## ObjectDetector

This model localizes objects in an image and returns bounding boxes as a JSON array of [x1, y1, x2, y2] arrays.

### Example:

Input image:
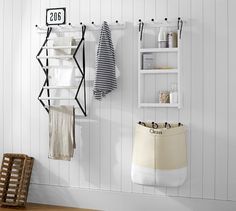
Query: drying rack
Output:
[[36, 24, 87, 116]]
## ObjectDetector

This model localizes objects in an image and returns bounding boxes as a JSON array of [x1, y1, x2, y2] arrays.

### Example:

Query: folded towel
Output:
[[93, 21, 117, 100], [49, 106, 75, 161], [53, 36, 76, 55], [51, 67, 75, 86]]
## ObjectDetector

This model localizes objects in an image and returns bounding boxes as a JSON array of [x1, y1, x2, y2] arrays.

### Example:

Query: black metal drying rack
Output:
[[36, 25, 87, 116]]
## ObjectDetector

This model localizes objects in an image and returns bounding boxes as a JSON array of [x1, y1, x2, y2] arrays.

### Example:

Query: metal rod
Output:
[[43, 86, 78, 89], [37, 55, 73, 59], [39, 97, 75, 100], [44, 105, 81, 109], [73, 36, 84, 76], [42, 46, 77, 49], [42, 65, 78, 69], [45, 29, 50, 107], [83, 39, 87, 115]]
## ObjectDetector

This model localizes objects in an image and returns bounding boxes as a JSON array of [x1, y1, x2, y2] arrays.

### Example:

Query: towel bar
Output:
[[42, 65, 78, 69], [46, 37, 82, 41], [37, 55, 73, 59], [42, 46, 77, 49], [43, 86, 78, 89], [39, 97, 76, 100], [44, 105, 81, 110]]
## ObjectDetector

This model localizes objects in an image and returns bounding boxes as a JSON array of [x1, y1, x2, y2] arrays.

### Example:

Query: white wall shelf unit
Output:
[[138, 19, 183, 108]]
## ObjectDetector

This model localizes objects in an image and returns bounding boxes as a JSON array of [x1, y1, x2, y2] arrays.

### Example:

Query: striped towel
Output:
[[93, 21, 117, 100]]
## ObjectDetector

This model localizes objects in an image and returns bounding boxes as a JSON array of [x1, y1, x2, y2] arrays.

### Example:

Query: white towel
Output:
[[51, 67, 75, 86], [49, 106, 75, 161], [53, 36, 76, 55]]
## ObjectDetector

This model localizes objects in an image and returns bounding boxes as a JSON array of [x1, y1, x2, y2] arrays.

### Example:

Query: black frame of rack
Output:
[[36, 25, 87, 116]]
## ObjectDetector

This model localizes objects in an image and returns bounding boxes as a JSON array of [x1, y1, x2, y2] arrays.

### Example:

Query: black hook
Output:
[[152, 122, 158, 129], [178, 18, 183, 39], [138, 121, 146, 126], [138, 21, 144, 41], [165, 122, 168, 128]]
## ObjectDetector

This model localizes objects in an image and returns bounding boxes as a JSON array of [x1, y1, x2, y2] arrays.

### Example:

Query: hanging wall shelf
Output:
[[138, 18, 183, 108], [36, 25, 87, 116]]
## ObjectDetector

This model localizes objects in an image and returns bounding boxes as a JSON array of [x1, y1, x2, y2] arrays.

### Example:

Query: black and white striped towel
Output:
[[93, 21, 117, 100]]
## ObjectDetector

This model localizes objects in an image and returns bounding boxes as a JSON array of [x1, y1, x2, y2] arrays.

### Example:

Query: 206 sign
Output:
[[46, 8, 66, 25]]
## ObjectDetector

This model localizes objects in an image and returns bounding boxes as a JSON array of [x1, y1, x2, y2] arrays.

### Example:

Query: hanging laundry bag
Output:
[[131, 122, 187, 187]]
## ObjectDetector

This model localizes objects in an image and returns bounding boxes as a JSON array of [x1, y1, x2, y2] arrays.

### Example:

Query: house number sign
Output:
[[46, 8, 66, 25]]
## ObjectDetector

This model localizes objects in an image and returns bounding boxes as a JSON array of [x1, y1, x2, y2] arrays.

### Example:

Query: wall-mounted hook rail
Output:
[[36, 21, 126, 34], [137, 18, 184, 29]]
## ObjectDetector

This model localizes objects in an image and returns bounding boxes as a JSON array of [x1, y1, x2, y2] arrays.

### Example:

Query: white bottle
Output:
[[158, 27, 168, 48], [170, 83, 178, 104]]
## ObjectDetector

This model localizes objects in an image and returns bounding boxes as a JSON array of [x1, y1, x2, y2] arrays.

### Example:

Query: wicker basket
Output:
[[0, 153, 34, 207]]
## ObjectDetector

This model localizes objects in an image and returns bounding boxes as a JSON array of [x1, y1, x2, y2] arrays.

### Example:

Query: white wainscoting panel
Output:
[[0, 0, 236, 210]]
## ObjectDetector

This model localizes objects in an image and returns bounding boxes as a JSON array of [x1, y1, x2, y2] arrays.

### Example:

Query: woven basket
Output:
[[0, 153, 34, 207]]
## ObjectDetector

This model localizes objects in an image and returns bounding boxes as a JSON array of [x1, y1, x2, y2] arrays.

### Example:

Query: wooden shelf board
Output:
[[139, 69, 178, 74], [139, 103, 179, 108], [140, 48, 178, 53]]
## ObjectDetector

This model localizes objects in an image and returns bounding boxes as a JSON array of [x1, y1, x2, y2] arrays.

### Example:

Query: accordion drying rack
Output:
[[36, 24, 87, 116]]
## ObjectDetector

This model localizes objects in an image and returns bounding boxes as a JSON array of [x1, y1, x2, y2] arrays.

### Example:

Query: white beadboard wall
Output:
[[1, 0, 236, 210]]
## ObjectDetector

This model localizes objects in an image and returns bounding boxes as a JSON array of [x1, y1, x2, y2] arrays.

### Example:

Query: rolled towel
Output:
[[93, 21, 117, 100]]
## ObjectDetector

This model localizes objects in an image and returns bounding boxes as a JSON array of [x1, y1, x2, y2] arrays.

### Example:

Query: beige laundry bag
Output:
[[131, 122, 187, 187]]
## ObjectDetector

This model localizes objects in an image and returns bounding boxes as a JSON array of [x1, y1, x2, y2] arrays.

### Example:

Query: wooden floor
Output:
[[0, 203, 97, 211]]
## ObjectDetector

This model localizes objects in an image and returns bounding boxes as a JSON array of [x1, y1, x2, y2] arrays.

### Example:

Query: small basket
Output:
[[0, 153, 34, 207]]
